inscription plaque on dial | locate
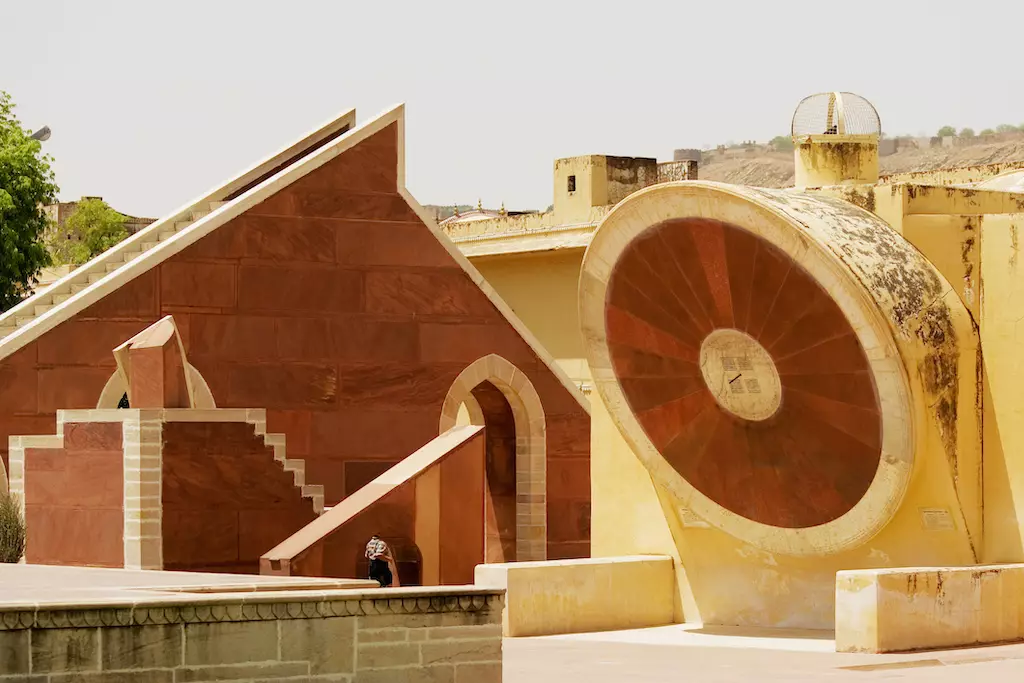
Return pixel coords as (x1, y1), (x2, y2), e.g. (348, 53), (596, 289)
(699, 329), (782, 422)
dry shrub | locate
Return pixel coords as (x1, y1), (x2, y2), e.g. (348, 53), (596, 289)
(0, 491), (26, 563)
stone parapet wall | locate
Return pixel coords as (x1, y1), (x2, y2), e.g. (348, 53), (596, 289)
(0, 586), (503, 682)
(475, 555), (674, 637)
(836, 565), (1024, 653)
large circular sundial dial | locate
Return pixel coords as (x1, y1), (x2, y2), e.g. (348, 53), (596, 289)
(580, 182), (921, 556)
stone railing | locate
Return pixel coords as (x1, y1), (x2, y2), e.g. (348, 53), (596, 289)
(0, 585), (503, 681)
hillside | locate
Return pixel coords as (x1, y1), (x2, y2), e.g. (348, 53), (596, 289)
(698, 138), (1024, 188)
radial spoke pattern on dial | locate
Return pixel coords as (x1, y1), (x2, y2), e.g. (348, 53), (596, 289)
(605, 217), (882, 528)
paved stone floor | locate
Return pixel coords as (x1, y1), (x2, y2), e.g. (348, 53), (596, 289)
(0, 564), (374, 604)
(503, 625), (1024, 681)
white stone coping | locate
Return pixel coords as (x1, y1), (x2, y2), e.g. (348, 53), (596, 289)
(476, 554), (671, 572)
(0, 586), (504, 631)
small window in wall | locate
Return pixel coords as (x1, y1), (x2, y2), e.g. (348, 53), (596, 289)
(567, 175), (576, 193)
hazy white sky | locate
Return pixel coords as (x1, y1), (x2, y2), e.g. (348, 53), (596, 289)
(3, 0), (1022, 217)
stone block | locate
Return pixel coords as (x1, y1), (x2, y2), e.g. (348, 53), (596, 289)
(173, 662), (309, 681)
(48, 670), (173, 683)
(183, 620), (278, 666)
(354, 642), (419, 670)
(80, 269), (159, 318)
(419, 639), (501, 666)
(454, 662), (502, 683)
(0, 629), (29, 674)
(160, 262), (237, 309)
(101, 625), (182, 670)
(836, 565), (1024, 652)
(364, 272), (489, 317)
(335, 220), (452, 269)
(475, 555), (673, 637)
(237, 265), (362, 314)
(226, 363), (339, 408)
(279, 616), (355, 674)
(424, 625), (503, 640)
(357, 629), (408, 644)
(30, 627), (100, 673)
(355, 666), (453, 683)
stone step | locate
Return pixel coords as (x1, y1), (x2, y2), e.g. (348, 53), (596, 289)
(158, 229), (176, 241)
(283, 459), (305, 487)
(70, 283), (88, 294)
(189, 209), (210, 222)
(33, 304), (52, 317)
(139, 241), (158, 252)
(87, 272), (105, 284)
(105, 262), (121, 273)
(15, 315), (33, 327)
(173, 221), (191, 231)
(52, 293), (72, 305)
(0, 325), (14, 338)
(209, 201), (228, 210)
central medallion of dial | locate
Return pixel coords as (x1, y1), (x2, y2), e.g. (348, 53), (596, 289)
(698, 328), (782, 422)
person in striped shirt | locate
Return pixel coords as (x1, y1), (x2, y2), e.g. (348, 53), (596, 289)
(365, 534), (397, 587)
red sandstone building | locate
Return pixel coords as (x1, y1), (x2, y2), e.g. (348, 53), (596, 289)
(0, 106), (591, 583)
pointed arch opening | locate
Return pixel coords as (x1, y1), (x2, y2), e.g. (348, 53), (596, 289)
(440, 354), (547, 562)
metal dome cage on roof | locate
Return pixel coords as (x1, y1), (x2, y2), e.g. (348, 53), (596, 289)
(792, 92), (881, 137)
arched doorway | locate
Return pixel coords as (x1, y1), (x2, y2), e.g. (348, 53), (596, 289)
(440, 354), (547, 562)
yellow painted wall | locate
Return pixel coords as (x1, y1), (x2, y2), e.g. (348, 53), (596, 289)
(553, 156), (605, 223)
(901, 214), (981, 320)
(470, 250), (589, 387)
(980, 213), (1024, 563)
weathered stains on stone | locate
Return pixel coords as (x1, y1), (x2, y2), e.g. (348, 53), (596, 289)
(743, 187), (962, 476)
(798, 142), (873, 177)
(961, 228), (976, 289)
(842, 186), (876, 214)
(1011, 224), (1019, 270)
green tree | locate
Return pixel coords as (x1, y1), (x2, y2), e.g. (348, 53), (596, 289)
(0, 91), (56, 311)
(0, 491), (26, 563)
(769, 135), (794, 151)
(980, 128), (996, 136)
(47, 198), (128, 265)
(996, 124), (1018, 134)
(937, 125), (957, 137)
(960, 127), (976, 138)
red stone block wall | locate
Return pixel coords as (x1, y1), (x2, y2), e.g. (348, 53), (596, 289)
(161, 421), (318, 574)
(0, 122), (591, 564)
(23, 422), (124, 567)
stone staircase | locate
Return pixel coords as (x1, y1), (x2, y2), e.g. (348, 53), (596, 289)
(251, 418), (325, 516)
(0, 200), (230, 340)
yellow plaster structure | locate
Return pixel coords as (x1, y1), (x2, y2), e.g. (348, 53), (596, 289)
(835, 565), (1024, 652)
(474, 556), (675, 637)
(455, 92), (1024, 652)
